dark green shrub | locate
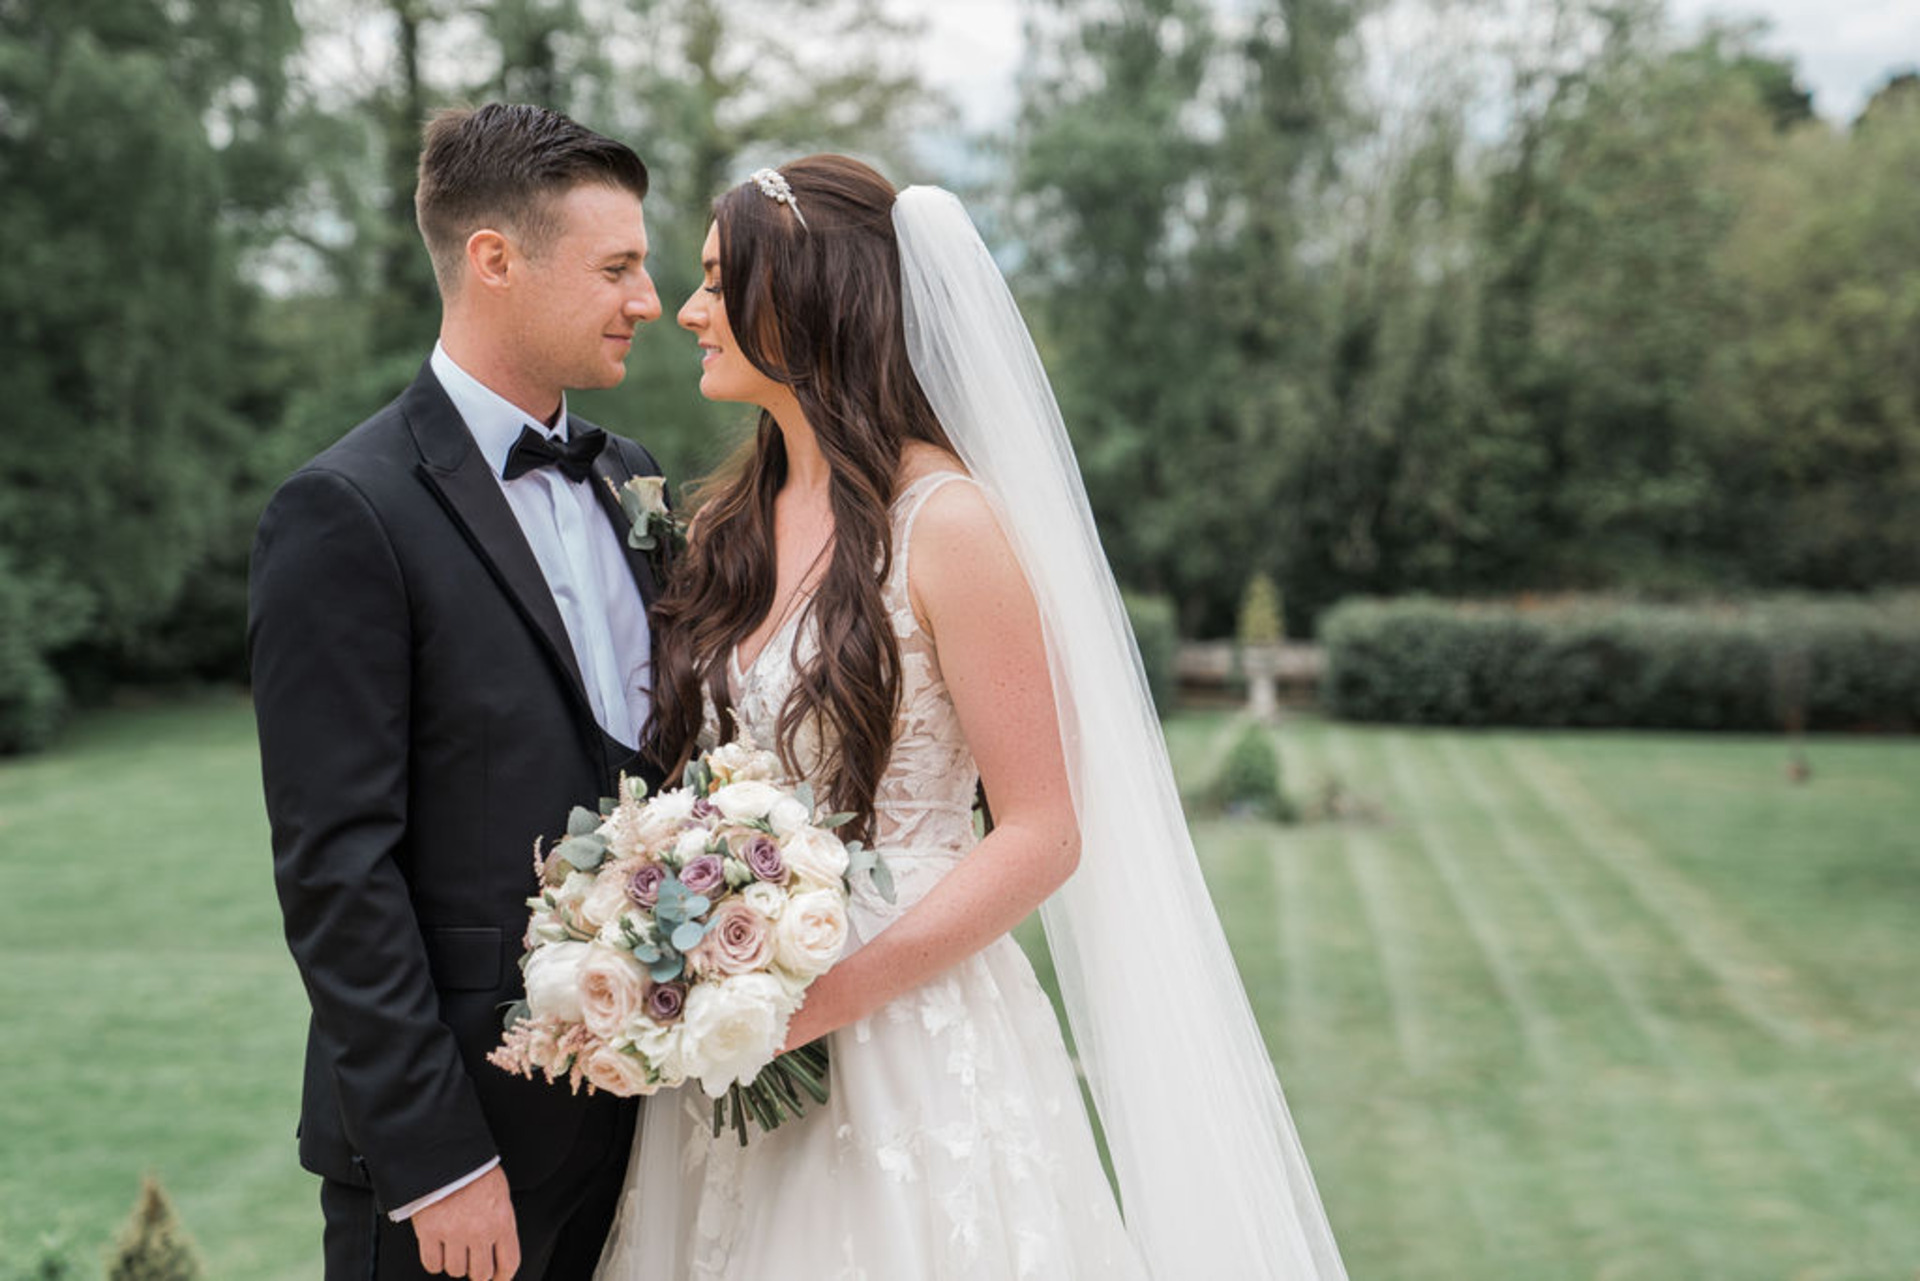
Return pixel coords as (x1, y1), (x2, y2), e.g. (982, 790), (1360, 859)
(1211, 722), (1296, 821)
(106, 1178), (202, 1281)
(1124, 590), (1180, 717)
(0, 550), (87, 753)
(1322, 593), (1920, 731)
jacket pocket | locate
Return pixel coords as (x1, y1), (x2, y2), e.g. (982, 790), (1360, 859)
(423, 926), (504, 991)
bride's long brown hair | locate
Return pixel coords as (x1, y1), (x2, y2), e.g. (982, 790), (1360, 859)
(645, 155), (955, 841)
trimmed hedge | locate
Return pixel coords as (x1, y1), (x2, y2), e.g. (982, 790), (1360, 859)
(1322, 594), (1920, 731)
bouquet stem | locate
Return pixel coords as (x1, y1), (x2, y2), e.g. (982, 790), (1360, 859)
(712, 1041), (832, 1146)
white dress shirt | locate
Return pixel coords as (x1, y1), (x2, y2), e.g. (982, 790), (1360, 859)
(391, 345), (654, 1223)
(430, 342), (652, 745)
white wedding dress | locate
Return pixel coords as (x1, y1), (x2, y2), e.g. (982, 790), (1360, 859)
(595, 470), (1150, 1281)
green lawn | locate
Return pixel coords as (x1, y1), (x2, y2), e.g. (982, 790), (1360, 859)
(3, 696), (1916, 1278)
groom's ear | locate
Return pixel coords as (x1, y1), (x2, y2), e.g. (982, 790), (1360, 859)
(465, 228), (515, 292)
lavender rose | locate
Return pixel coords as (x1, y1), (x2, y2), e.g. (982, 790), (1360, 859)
(645, 980), (688, 1024)
(741, 834), (788, 884)
(628, 861), (668, 908)
(679, 853), (726, 897)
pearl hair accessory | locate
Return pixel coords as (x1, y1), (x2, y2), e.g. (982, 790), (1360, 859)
(749, 167), (809, 229)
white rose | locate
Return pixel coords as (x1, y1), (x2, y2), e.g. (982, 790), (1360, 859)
(766, 796), (811, 838)
(674, 826), (713, 861)
(711, 780), (784, 824)
(628, 789), (697, 852)
(706, 741), (781, 785)
(551, 870), (597, 911)
(577, 867), (634, 933)
(624, 1016), (688, 1085)
(679, 973), (793, 1098)
(780, 826), (850, 886)
(582, 1043), (654, 1096)
(622, 473), (670, 518)
(773, 888), (849, 980)
(523, 941), (591, 1023)
(578, 945), (650, 1041)
(741, 881), (788, 921)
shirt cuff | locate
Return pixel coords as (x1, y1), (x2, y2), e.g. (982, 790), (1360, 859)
(387, 1158), (501, 1222)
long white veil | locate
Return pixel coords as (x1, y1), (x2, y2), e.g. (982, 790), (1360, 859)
(893, 185), (1348, 1279)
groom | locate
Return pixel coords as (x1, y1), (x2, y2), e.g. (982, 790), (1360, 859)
(249, 104), (665, 1280)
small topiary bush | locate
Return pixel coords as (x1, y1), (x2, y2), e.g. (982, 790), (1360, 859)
(1321, 593), (1920, 731)
(1211, 722), (1296, 821)
(106, 1178), (202, 1281)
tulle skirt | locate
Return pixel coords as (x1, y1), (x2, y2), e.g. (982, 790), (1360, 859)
(594, 931), (1148, 1280)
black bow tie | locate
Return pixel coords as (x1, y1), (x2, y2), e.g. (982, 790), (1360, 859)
(502, 424), (607, 483)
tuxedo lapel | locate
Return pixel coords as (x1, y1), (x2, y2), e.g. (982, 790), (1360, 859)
(586, 439), (662, 609)
(401, 366), (596, 723)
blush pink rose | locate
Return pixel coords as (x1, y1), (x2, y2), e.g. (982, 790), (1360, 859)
(689, 898), (774, 978)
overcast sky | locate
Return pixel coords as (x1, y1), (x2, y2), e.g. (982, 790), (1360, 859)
(895, 0), (1919, 130)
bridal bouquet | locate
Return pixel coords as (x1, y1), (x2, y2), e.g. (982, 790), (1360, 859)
(489, 739), (890, 1142)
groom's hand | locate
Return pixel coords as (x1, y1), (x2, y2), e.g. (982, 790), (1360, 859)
(411, 1165), (520, 1280)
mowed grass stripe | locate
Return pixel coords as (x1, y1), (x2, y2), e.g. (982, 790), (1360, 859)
(1379, 732), (1565, 1074)
(1502, 742), (1835, 1047)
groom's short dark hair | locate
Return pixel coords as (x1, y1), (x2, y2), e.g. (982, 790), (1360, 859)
(415, 102), (650, 293)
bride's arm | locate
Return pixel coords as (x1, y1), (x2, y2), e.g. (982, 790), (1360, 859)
(779, 479), (1077, 1048)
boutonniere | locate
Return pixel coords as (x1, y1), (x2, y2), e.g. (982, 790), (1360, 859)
(609, 474), (687, 558)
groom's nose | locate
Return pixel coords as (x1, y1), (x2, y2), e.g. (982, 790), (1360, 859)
(625, 272), (662, 323)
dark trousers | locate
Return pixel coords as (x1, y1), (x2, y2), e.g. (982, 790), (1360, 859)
(320, 1104), (637, 1281)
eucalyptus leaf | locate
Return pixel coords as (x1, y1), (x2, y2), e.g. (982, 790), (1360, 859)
(819, 811), (856, 829)
(499, 999), (531, 1031)
(671, 919), (710, 951)
(647, 955), (685, 983)
(868, 853), (896, 904)
(567, 806), (603, 838)
(556, 834), (608, 870)
(792, 782), (816, 812)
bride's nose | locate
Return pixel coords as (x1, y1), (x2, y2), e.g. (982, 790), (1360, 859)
(677, 290), (704, 332)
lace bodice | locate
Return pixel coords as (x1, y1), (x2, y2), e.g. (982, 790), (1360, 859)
(699, 472), (982, 942)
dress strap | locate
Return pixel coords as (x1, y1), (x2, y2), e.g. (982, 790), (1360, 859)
(888, 471), (974, 592)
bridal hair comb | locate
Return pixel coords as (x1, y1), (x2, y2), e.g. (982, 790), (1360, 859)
(749, 167), (808, 230)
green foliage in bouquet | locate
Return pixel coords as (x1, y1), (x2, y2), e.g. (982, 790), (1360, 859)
(105, 1178), (202, 1281)
(1211, 723), (1296, 823)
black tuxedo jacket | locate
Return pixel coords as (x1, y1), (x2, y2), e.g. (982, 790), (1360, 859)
(248, 362), (663, 1211)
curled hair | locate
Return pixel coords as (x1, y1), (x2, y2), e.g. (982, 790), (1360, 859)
(647, 156), (955, 842)
(414, 102), (649, 292)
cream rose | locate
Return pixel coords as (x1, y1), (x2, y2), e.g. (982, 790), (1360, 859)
(766, 796), (811, 838)
(679, 973), (793, 1097)
(550, 869), (597, 911)
(705, 741), (781, 786)
(711, 779), (784, 824)
(773, 888), (849, 979)
(582, 1043), (654, 1096)
(578, 945), (650, 1042)
(741, 881), (788, 921)
(673, 826), (713, 862)
(523, 940), (591, 1023)
(577, 863), (637, 933)
(780, 826), (850, 887)
(625, 1016), (688, 1083)
(626, 788), (697, 853)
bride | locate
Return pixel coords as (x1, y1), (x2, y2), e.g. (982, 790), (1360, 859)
(598, 156), (1346, 1280)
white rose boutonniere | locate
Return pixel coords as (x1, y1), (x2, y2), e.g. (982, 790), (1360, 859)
(611, 474), (686, 556)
